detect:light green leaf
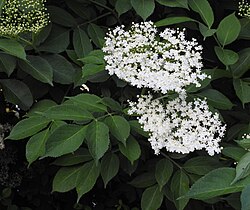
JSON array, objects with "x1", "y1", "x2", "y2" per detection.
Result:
[
  {"x1": 196, "y1": 89, "x2": 234, "y2": 110},
  {"x1": 171, "y1": 170, "x2": 189, "y2": 210},
  {"x1": 233, "y1": 79, "x2": 250, "y2": 106},
  {"x1": 69, "y1": 93, "x2": 107, "y2": 112},
  {"x1": 115, "y1": 0, "x2": 132, "y2": 16},
  {"x1": 104, "y1": 115, "x2": 130, "y2": 145},
  {"x1": 216, "y1": 13, "x2": 241, "y2": 46},
  {"x1": 214, "y1": 46, "x2": 239, "y2": 66},
  {"x1": 156, "y1": 0, "x2": 188, "y2": 9},
  {"x1": 231, "y1": 48, "x2": 250, "y2": 78},
  {"x1": 44, "y1": 124, "x2": 87, "y2": 158},
  {"x1": 155, "y1": 159, "x2": 173, "y2": 190},
  {"x1": 7, "y1": 117, "x2": 50, "y2": 140},
  {"x1": 87, "y1": 23, "x2": 105, "y2": 48},
  {"x1": 76, "y1": 160, "x2": 100, "y2": 202},
  {"x1": 118, "y1": 136, "x2": 141, "y2": 164},
  {"x1": 26, "y1": 129, "x2": 50, "y2": 165},
  {"x1": 18, "y1": 55, "x2": 53, "y2": 85},
  {"x1": 188, "y1": 0, "x2": 214, "y2": 28},
  {"x1": 43, "y1": 104, "x2": 93, "y2": 122},
  {"x1": 86, "y1": 121, "x2": 110, "y2": 161},
  {"x1": 232, "y1": 152, "x2": 250, "y2": 184},
  {"x1": 73, "y1": 28, "x2": 93, "y2": 58},
  {"x1": 155, "y1": 16, "x2": 195, "y2": 27},
  {"x1": 241, "y1": 185, "x2": 250, "y2": 210},
  {"x1": 0, "y1": 39, "x2": 26, "y2": 60},
  {"x1": 101, "y1": 153, "x2": 119, "y2": 188},
  {"x1": 141, "y1": 185, "x2": 164, "y2": 210},
  {"x1": 185, "y1": 167, "x2": 250, "y2": 200},
  {"x1": 0, "y1": 79, "x2": 33, "y2": 110},
  {"x1": 131, "y1": 0, "x2": 155, "y2": 21},
  {"x1": 53, "y1": 165, "x2": 82, "y2": 193}
]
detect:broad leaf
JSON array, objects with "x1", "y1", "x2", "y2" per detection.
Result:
[
  {"x1": 131, "y1": 0, "x2": 155, "y2": 21},
  {"x1": 231, "y1": 48, "x2": 250, "y2": 78},
  {"x1": 0, "y1": 53, "x2": 16, "y2": 76},
  {"x1": 155, "y1": 159, "x2": 173, "y2": 190},
  {"x1": 214, "y1": 46, "x2": 239, "y2": 66},
  {"x1": 129, "y1": 172, "x2": 156, "y2": 188},
  {"x1": 233, "y1": 79, "x2": 250, "y2": 106},
  {"x1": 0, "y1": 39, "x2": 26, "y2": 60},
  {"x1": 222, "y1": 146, "x2": 247, "y2": 161},
  {"x1": 156, "y1": 0, "x2": 188, "y2": 9},
  {"x1": 241, "y1": 185, "x2": 250, "y2": 210},
  {"x1": 27, "y1": 99, "x2": 57, "y2": 117},
  {"x1": 73, "y1": 28, "x2": 92, "y2": 58},
  {"x1": 115, "y1": 0, "x2": 132, "y2": 16},
  {"x1": 141, "y1": 185, "x2": 164, "y2": 210},
  {"x1": 87, "y1": 24, "x2": 105, "y2": 48},
  {"x1": 155, "y1": 16, "x2": 195, "y2": 27}
]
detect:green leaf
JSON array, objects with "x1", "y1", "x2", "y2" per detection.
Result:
[
  {"x1": 44, "y1": 54, "x2": 75, "y2": 84},
  {"x1": 129, "y1": 120, "x2": 149, "y2": 137},
  {"x1": 7, "y1": 117, "x2": 50, "y2": 140},
  {"x1": 236, "y1": 138, "x2": 250, "y2": 150},
  {"x1": 38, "y1": 25, "x2": 70, "y2": 53},
  {"x1": 185, "y1": 168, "x2": 250, "y2": 200},
  {"x1": 43, "y1": 104, "x2": 93, "y2": 122},
  {"x1": 222, "y1": 146, "x2": 247, "y2": 161},
  {"x1": 141, "y1": 185, "x2": 164, "y2": 210},
  {"x1": 26, "y1": 129, "x2": 50, "y2": 165},
  {"x1": 86, "y1": 121, "x2": 110, "y2": 161},
  {"x1": 100, "y1": 97, "x2": 122, "y2": 112},
  {"x1": 232, "y1": 152, "x2": 250, "y2": 184},
  {"x1": 118, "y1": 136, "x2": 141, "y2": 164},
  {"x1": 101, "y1": 153, "x2": 119, "y2": 188},
  {"x1": 239, "y1": 18, "x2": 250, "y2": 40},
  {"x1": 0, "y1": 79, "x2": 33, "y2": 110},
  {"x1": 233, "y1": 79, "x2": 250, "y2": 106},
  {"x1": 79, "y1": 50, "x2": 104, "y2": 65},
  {"x1": 156, "y1": 0, "x2": 188, "y2": 9},
  {"x1": 73, "y1": 28, "x2": 93, "y2": 58},
  {"x1": 241, "y1": 185, "x2": 250, "y2": 210},
  {"x1": 82, "y1": 64, "x2": 105, "y2": 79},
  {"x1": 155, "y1": 159, "x2": 173, "y2": 190},
  {"x1": 129, "y1": 172, "x2": 156, "y2": 188},
  {"x1": 53, "y1": 165, "x2": 82, "y2": 193},
  {"x1": 69, "y1": 93, "x2": 107, "y2": 112},
  {"x1": 104, "y1": 115, "x2": 130, "y2": 145},
  {"x1": 131, "y1": 0, "x2": 155, "y2": 21},
  {"x1": 196, "y1": 89, "x2": 234, "y2": 110},
  {"x1": 214, "y1": 46, "x2": 239, "y2": 66},
  {"x1": 44, "y1": 124, "x2": 87, "y2": 158},
  {"x1": 52, "y1": 148, "x2": 92, "y2": 166},
  {"x1": 188, "y1": 0, "x2": 214, "y2": 28},
  {"x1": 183, "y1": 157, "x2": 222, "y2": 175},
  {"x1": 171, "y1": 170, "x2": 189, "y2": 210},
  {"x1": 0, "y1": 39, "x2": 26, "y2": 60},
  {"x1": 87, "y1": 23, "x2": 105, "y2": 48},
  {"x1": 216, "y1": 13, "x2": 241, "y2": 46},
  {"x1": 0, "y1": 53, "x2": 16, "y2": 76},
  {"x1": 115, "y1": 0, "x2": 132, "y2": 16},
  {"x1": 48, "y1": 6, "x2": 77, "y2": 27},
  {"x1": 199, "y1": 23, "x2": 216, "y2": 39},
  {"x1": 155, "y1": 16, "x2": 195, "y2": 27},
  {"x1": 76, "y1": 160, "x2": 100, "y2": 202},
  {"x1": 231, "y1": 48, "x2": 250, "y2": 78},
  {"x1": 33, "y1": 24, "x2": 52, "y2": 47},
  {"x1": 18, "y1": 55, "x2": 53, "y2": 85},
  {"x1": 27, "y1": 99, "x2": 57, "y2": 117}
]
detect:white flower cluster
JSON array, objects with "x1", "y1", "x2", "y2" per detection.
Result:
[
  {"x1": 103, "y1": 21, "x2": 207, "y2": 94},
  {"x1": 0, "y1": 0, "x2": 50, "y2": 37},
  {"x1": 239, "y1": 0, "x2": 250, "y2": 18},
  {"x1": 128, "y1": 94, "x2": 226, "y2": 156}
]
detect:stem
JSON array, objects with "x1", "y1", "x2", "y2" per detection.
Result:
[{"x1": 78, "y1": 12, "x2": 112, "y2": 27}]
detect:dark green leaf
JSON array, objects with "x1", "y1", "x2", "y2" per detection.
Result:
[
  {"x1": 101, "y1": 153, "x2": 119, "y2": 187},
  {"x1": 214, "y1": 46, "x2": 239, "y2": 66},
  {"x1": 27, "y1": 99, "x2": 57, "y2": 117},
  {"x1": 0, "y1": 39, "x2": 26, "y2": 60},
  {"x1": 233, "y1": 79, "x2": 250, "y2": 106},
  {"x1": 87, "y1": 23, "x2": 105, "y2": 48},
  {"x1": 155, "y1": 16, "x2": 195, "y2": 27},
  {"x1": 86, "y1": 121, "x2": 110, "y2": 161},
  {"x1": 129, "y1": 120, "x2": 149, "y2": 137},
  {"x1": 199, "y1": 23, "x2": 216, "y2": 39},
  {"x1": 239, "y1": 18, "x2": 250, "y2": 40},
  {"x1": 131, "y1": 0, "x2": 155, "y2": 21},
  {"x1": 236, "y1": 138, "x2": 250, "y2": 150},
  {"x1": 100, "y1": 97, "x2": 122, "y2": 112},
  {"x1": 129, "y1": 172, "x2": 156, "y2": 188},
  {"x1": 79, "y1": 50, "x2": 104, "y2": 65},
  {"x1": 82, "y1": 64, "x2": 105, "y2": 79},
  {"x1": 0, "y1": 53, "x2": 16, "y2": 76},
  {"x1": 216, "y1": 13, "x2": 241, "y2": 46},
  {"x1": 7, "y1": 117, "x2": 50, "y2": 140},
  {"x1": 155, "y1": 159, "x2": 173, "y2": 190},
  {"x1": 222, "y1": 146, "x2": 247, "y2": 161},
  {"x1": 231, "y1": 48, "x2": 250, "y2": 78},
  {"x1": 241, "y1": 185, "x2": 250, "y2": 210},
  {"x1": 141, "y1": 185, "x2": 164, "y2": 210},
  {"x1": 156, "y1": 0, "x2": 188, "y2": 9},
  {"x1": 115, "y1": 0, "x2": 132, "y2": 16},
  {"x1": 33, "y1": 24, "x2": 52, "y2": 47}
]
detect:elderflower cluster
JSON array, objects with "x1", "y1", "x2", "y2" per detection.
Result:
[
  {"x1": 0, "y1": 0, "x2": 50, "y2": 37},
  {"x1": 103, "y1": 21, "x2": 207, "y2": 94},
  {"x1": 242, "y1": 133, "x2": 250, "y2": 139},
  {"x1": 239, "y1": 0, "x2": 250, "y2": 18},
  {"x1": 128, "y1": 94, "x2": 226, "y2": 156}
]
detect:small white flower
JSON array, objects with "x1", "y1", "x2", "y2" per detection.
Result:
[
  {"x1": 128, "y1": 94, "x2": 226, "y2": 156},
  {"x1": 103, "y1": 22, "x2": 208, "y2": 94},
  {"x1": 239, "y1": 0, "x2": 250, "y2": 18}
]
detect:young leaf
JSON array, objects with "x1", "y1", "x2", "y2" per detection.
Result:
[
  {"x1": 214, "y1": 46, "x2": 239, "y2": 66},
  {"x1": 26, "y1": 129, "x2": 50, "y2": 165},
  {"x1": 118, "y1": 136, "x2": 141, "y2": 164},
  {"x1": 241, "y1": 185, "x2": 250, "y2": 210},
  {"x1": 170, "y1": 170, "x2": 189, "y2": 210},
  {"x1": 0, "y1": 39, "x2": 26, "y2": 60},
  {"x1": 7, "y1": 117, "x2": 50, "y2": 140},
  {"x1": 76, "y1": 160, "x2": 100, "y2": 202},
  {"x1": 101, "y1": 153, "x2": 119, "y2": 188},
  {"x1": 188, "y1": 0, "x2": 214, "y2": 28},
  {"x1": 131, "y1": 0, "x2": 155, "y2": 21},
  {"x1": 18, "y1": 55, "x2": 53, "y2": 85},
  {"x1": 53, "y1": 165, "x2": 82, "y2": 193},
  {"x1": 44, "y1": 124, "x2": 87, "y2": 158},
  {"x1": 73, "y1": 28, "x2": 93, "y2": 58},
  {"x1": 86, "y1": 121, "x2": 110, "y2": 161},
  {"x1": 104, "y1": 115, "x2": 130, "y2": 145},
  {"x1": 233, "y1": 79, "x2": 250, "y2": 106},
  {"x1": 155, "y1": 159, "x2": 173, "y2": 190},
  {"x1": 141, "y1": 185, "x2": 164, "y2": 210},
  {"x1": 216, "y1": 13, "x2": 241, "y2": 47}
]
